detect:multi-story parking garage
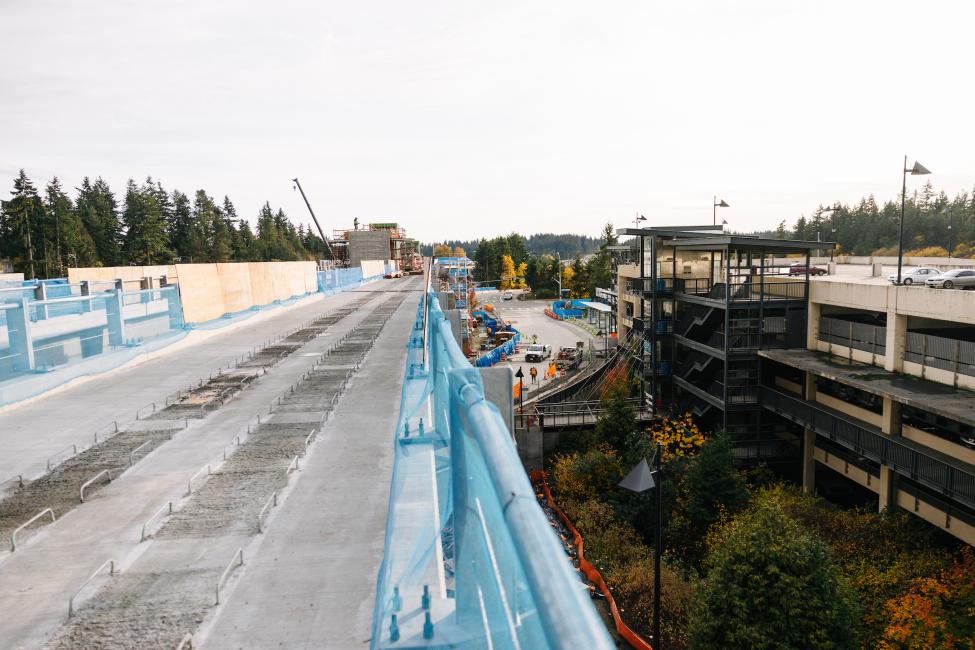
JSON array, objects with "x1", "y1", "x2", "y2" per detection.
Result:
[{"x1": 613, "y1": 227, "x2": 975, "y2": 545}]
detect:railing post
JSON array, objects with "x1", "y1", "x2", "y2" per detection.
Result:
[
  {"x1": 7, "y1": 298, "x2": 36, "y2": 372},
  {"x1": 105, "y1": 287, "x2": 126, "y2": 347},
  {"x1": 79, "y1": 280, "x2": 92, "y2": 313},
  {"x1": 33, "y1": 282, "x2": 49, "y2": 320}
]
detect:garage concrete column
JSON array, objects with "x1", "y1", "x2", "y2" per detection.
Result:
[
  {"x1": 881, "y1": 396, "x2": 902, "y2": 436},
  {"x1": 884, "y1": 310, "x2": 908, "y2": 373},
  {"x1": 878, "y1": 396, "x2": 902, "y2": 512},
  {"x1": 806, "y1": 301, "x2": 821, "y2": 350},
  {"x1": 801, "y1": 371, "x2": 818, "y2": 493}
]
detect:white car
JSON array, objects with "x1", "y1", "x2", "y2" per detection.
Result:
[
  {"x1": 501, "y1": 291, "x2": 514, "y2": 301},
  {"x1": 925, "y1": 269, "x2": 975, "y2": 290},
  {"x1": 888, "y1": 267, "x2": 940, "y2": 285}
]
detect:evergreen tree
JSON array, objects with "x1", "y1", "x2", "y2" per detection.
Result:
[
  {"x1": 45, "y1": 177, "x2": 98, "y2": 271},
  {"x1": 76, "y1": 177, "x2": 122, "y2": 266},
  {"x1": 121, "y1": 178, "x2": 171, "y2": 264},
  {"x1": 0, "y1": 170, "x2": 45, "y2": 278},
  {"x1": 168, "y1": 190, "x2": 193, "y2": 261}
]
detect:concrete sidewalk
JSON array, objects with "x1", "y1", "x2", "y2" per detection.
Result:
[
  {"x1": 201, "y1": 293, "x2": 418, "y2": 649},
  {"x1": 0, "y1": 279, "x2": 399, "y2": 482},
  {"x1": 0, "y1": 293, "x2": 392, "y2": 650}
]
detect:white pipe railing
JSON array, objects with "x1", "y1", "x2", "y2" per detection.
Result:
[
  {"x1": 92, "y1": 420, "x2": 119, "y2": 445},
  {"x1": 79, "y1": 469, "x2": 113, "y2": 502},
  {"x1": 176, "y1": 632, "x2": 194, "y2": 650},
  {"x1": 10, "y1": 507, "x2": 56, "y2": 551},
  {"x1": 68, "y1": 558, "x2": 116, "y2": 617},
  {"x1": 140, "y1": 500, "x2": 174, "y2": 542},
  {"x1": 256, "y1": 492, "x2": 278, "y2": 534},
  {"x1": 285, "y1": 456, "x2": 300, "y2": 476},
  {"x1": 186, "y1": 464, "x2": 211, "y2": 496},
  {"x1": 215, "y1": 548, "x2": 244, "y2": 605},
  {"x1": 47, "y1": 444, "x2": 78, "y2": 471},
  {"x1": 128, "y1": 440, "x2": 153, "y2": 466}
]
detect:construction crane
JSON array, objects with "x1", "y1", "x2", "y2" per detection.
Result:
[{"x1": 291, "y1": 177, "x2": 334, "y2": 258}]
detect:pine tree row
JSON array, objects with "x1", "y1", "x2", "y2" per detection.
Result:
[{"x1": 0, "y1": 170, "x2": 329, "y2": 279}]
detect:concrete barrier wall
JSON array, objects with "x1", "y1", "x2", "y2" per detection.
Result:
[
  {"x1": 69, "y1": 261, "x2": 318, "y2": 323},
  {"x1": 360, "y1": 259, "x2": 385, "y2": 278}
]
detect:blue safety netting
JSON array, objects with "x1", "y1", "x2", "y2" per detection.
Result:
[
  {"x1": 0, "y1": 285, "x2": 187, "y2": 406},
  {"x1": 370, "y1": 292, "x2": 613, "y2": 649},
  {"x1": 474, "y1": 329, "x2": 520, "y2": 367},
  {"x1": 551, "y1": 299, "x2": 586, "y2": 319}
]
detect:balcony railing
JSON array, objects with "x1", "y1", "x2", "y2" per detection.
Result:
[
  {"x1": 675, "y1": 278, "x2": 807, "y2": 302},
  {"x1": 905, "y1": 331, "x2": 975, "y2": 378},
  {"x1": 818, "y1": 317, "x2": 886, "y2": 356},
  {"x1": 759, "y1": 385, "x2": 975, "y2": 510}
]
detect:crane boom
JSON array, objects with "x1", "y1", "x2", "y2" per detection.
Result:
[{"x1": 291, "y1": 177, "x2": 334, "y2": 258}]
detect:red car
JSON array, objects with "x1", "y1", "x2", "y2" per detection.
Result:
[{"x1": 788, "y1": 262, "x2": 828, "y2": 276}]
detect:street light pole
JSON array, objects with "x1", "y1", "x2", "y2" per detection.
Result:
[
  {"x1": 713, "y1": 196, "x2": 729, "y2": 226},
  {"x1": 897, "y1": 156, "x2": 931, "y2": 285},
  {"x1": 942, "y1": 206, "x2": 953, "y2": 259},
  {"x1": 619, "y1": 444, "x2": 663, "y2": 649}
]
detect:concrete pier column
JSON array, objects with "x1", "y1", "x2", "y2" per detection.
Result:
[
  {"x1": 801, "y1": 371, "x2": 818, "y2": 494},
  {"x1": 878, "y1": 396, "x2": 902, "y2": 512},
  {"x1": 33, "y1": 282, "x2": 48, "y2": 321},
  {"x1": 806, "y1": 301, "x2": 821, "y2": 350},
  {"x1": 884, "y1": 308, "x2": 907, "y2": 373},
  {"x1": 105, "y1": 289, "x2": 126, "y2": 347},
  {"x1": 140, "y1": 276, "x2": 154, "y2": 304},
  {"x1": 7, "y1": 298, "x2": 36, "y2": 372}
]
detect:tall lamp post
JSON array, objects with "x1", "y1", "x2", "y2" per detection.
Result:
[
  {"x1": 620, "y1": 444, "x2": 662, "y2": 650},
  {"x1": 942, "y1": 206, "x2": 953, "y2": 259},
  {"x1": 896, "y1": 157, "x2": 931, "y2": 284},
  {"x1": 818, "y1": 205, "x2": 838, "y2": 261},
  {"x1": 713, "y1": 196, "x2": 730, "y2": 226}
]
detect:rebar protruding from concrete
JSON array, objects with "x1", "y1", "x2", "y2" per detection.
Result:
[
  {"x1": 392, "y1": 586, "x2": 402, "y2": 612},
  {"x1": 390, "y1": 614, "x2": 400, "y2": 642},
  {"x1": 403, "y1": 423, "x2": 410, "y2": 438},
  {"x1": 418, "y1": 419, "x2": 424, "y2": 436},
  {"x1": 421, "y1": 584, "x2": 430, "y2": 610},
  {"x1": 423, "y1": 611, "x2": 434, "y2": 639}
]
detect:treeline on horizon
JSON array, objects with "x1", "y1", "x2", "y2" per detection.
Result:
[
  {"x1": 0, "y1": 169, "x2": 329, "y2": 279},
  {"x1": 764, "y1": 181, "x2": 975, "y2": 258},
  {"x1": 423, "y1": 232, "x2": 602, "y2": 260},
  {"x1": 432, "y1": 225, "x2": 618, "y2": 299}
]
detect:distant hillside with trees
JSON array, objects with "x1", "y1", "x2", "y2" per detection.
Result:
[
  {"x1": 431, "y1": 226, "x2": 617, "y2": 299},
  {"x1": 423, "y1": 232, "x2": 602, "y2": 259},
  {"x1": 0, "y1": 169, "x2": 329, "y2": 279},
  {"x1": 769, "y1": 182, "x2": 975, "y2": 258}
]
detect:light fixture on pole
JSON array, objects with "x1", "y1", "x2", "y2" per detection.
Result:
[
  {"x1": 634, "y1": 213, "x2": 648, "y2": 229},
  {"x1": 942, "y1": 206, "x2": 953, "y2": 259},
  {"x1": 620, "y1": 444, "x2": 662, "y2": 650},
  {"x1": 896, "y1": 157, "x2": 931, "y2": 284},
  {"x1": 713, "y1": 196, "x2": 729, "y2": 226},
  {"x1": 820, "y1": 205, "x2": 838, "y2": 261}
]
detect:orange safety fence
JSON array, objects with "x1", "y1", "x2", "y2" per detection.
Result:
[{"x1": 530, "y1": 470, "x2": 654, "y2": 650}]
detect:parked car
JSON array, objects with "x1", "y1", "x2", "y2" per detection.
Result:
[
  {"x1": 501, "y1": 291, "x2": 513, "y2": 301},
  {"x1": 888, "y1": 267, "x2": 941, "y2": 285},
  {"x1": 788, "y1": 261, "x2": 828, "y2": 276},
  {"x1": 525, "y1": 343, "x2": 552, "y2": 362},
  {"x1": 925, "y1": 269, "x2": 975, "y2": 289}
]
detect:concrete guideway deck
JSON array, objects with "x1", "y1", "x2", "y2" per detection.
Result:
[
  {"x1": 0, "y1": 285, "x2": 416, "y2": 649},
  {"x1": 200, "y1": 290, "x2": 420, "y2": 649},
  {"x1": 0, "y1": 278, "x2": 397, "y2": 483}
]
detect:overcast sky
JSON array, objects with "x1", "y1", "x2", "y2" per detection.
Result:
[{"x1": 2, "y1": 1, "x2": 973, "y2": 243}]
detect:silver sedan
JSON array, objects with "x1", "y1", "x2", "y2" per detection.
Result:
[
  {"x1": 925, "y1": 269, "x2": 975, "y2": 289},
  {"x1": 888, "y1": 267, "x2": 940, "y2": 285}
]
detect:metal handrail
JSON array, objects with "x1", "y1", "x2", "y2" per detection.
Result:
[
  {"x1": 215, "y1": 548, "x2": 244, "y2": 605},
  {"x1": 11, "y1": 507, "x2": 56, "y2": 551},
  {"x1": 257, "y1": 492, "x2": 278, "y2": 533},
  {"x1": 186, "y1": 464, "x2": 212, "y2": 496},
  {"x1": 302, "y1": 429, "x2": 317, "y2": 453},
  {"x1": 68, "y1": 558, "x2": 116, "y2": 617},
  {"x1": 129, "y1": 440, "x2": 153, "y2": 466},
  {"x1": 135, "y1": 402, "x2": 156, "y2": 420},
  {"x1": 93, "y1": 420, "x2": 120, "y2": 445},
  {"x1": 0, "y1": 474, "x2": 24, "y2": 493},
  {"x1": 80, "y1": 469, "x2": 113, "y2": 502},
  {"x1": 140, "y1": 501, "x2": 174, "y2": 542},
  {"x1": 176, "y1": 632, "x2": 194, "y2": 650},
  {"x1": 285, "y1": 456, "x2": 300, "y2": 476},
  {"x1": 47, "y1": 444, "x2": 78, "y2": 471}
]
